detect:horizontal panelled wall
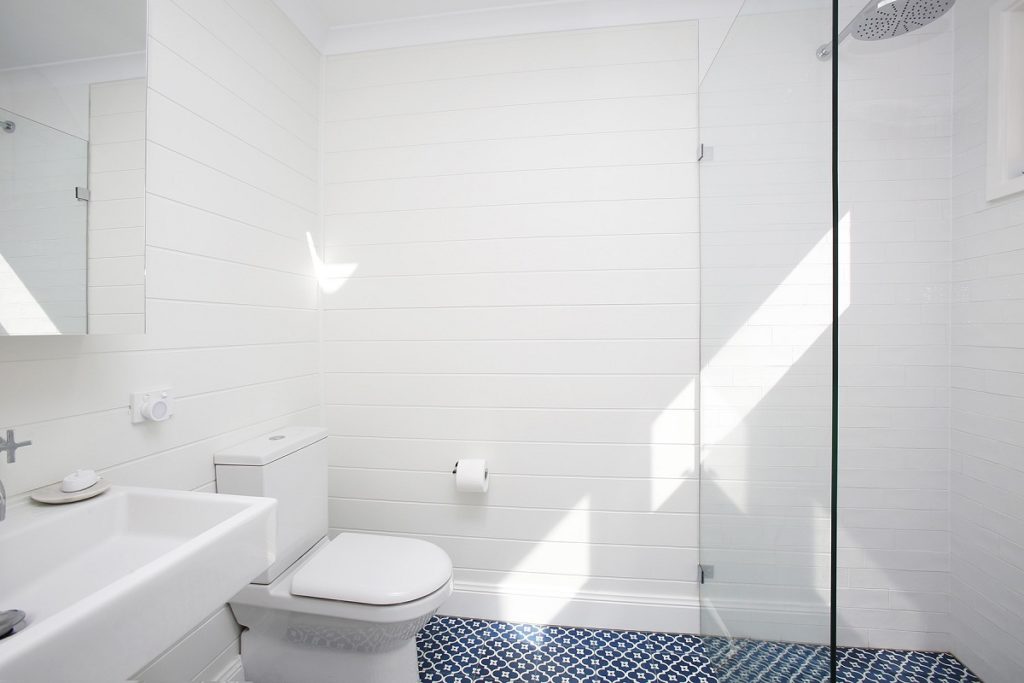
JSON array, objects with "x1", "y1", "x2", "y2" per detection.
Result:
[
  {"x1": 322, "y1": 22, "x2": 701, "y2": 632},
  {"x1": 949, "y1": 1, "x2": 1024, "y2": 681},
  {"x1": 0, "y1": 0, "x2": 321, "y2": 679}
]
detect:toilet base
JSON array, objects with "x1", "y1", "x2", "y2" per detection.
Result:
[
  {"x1": 233, "y1": 603, "x2": 434, "y2": 683},
  {"x1": 240, "y1": 623, "x2": 421, "y2": 683}
]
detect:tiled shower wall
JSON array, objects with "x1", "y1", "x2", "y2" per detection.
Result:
[
  {"x1": 949, "y1": 1, "x2": 1024, "y2": 681},
  {"x1": 836, "y1": 5, "x2": 954, "y2": 651}
]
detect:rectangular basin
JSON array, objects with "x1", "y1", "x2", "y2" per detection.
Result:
[{"x1": 0, "y1": 486, "x2": 275, "y2": 681}]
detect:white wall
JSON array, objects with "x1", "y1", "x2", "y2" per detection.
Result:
[
  {"x1": 321, "y1": 22, "x2": 702, "y2": 632},
  {"x1": 0, "y1": 0, "x2": 321, "y2": 677},
  {"x1": 88, "y1": 78, "x2": 147, "y2": 334},
  {"x1": 949, "y1": 0, "x2": 1024, "y2": 680}
]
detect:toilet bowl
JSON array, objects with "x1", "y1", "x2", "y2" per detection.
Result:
[
  {"x1": 231, "y1": 534, "x2": 452, "y2": 683},
  {"x1": 215, "y1": 427, "x2": 453, "y2": 683}
]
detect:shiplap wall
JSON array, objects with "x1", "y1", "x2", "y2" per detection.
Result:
[
  {"x1": 949, "y1": 1, "x2": 1024, "y2": 680},
  {"x1": 0, "y1": 0, "x2": 321, "y2": 678},
  {"x1": 322, "y1": 22, "x2": 702, "y2": 631},
  {"x1": 88, "y1": 78, "x2": 147, "y2": 334}
]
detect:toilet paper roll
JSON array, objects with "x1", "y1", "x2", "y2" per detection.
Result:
[{"x1": 454, "y1": 459, "x2": 489, "y2": 493}]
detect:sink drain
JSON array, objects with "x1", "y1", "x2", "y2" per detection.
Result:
[{"x1": 0, "y1": 610, "x2": 25, "y2": 640}]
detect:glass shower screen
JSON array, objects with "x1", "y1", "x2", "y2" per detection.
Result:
[{"x1": 697, "y1": 1, "x2": 837, "y2": 680}]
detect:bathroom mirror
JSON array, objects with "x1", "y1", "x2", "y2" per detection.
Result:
[{"x1": 0, "y1": 0, "x2": 147, "y2": 335}]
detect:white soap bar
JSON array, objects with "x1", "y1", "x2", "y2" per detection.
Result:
[{"x1": 61, "y1": 469, "x2": 99, "y2": 493}]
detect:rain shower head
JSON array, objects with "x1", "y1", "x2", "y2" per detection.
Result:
[{"x1": 817, "y1": 0, "x2": 956, "y2": 60}]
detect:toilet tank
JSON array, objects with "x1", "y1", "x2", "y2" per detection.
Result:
[{"x1": 215, "y1": 426, "x2": 328, "y2": 584}]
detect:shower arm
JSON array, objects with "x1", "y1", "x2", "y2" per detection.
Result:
[{"x1": 816, "y1": 0, "x2": 882, "y2": 60}]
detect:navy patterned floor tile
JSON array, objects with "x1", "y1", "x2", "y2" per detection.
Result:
[
  {"x1": 703, "y1": 637, "x2": 982, "y2": 683},
  {"x1": 835, "y1": 647, "x2": 981, "y2": 683},
  {"x1": 416, "y1": 616, "x2": 715, "y2": 682},
  {"x1": 416, "y1": 616, "x2": 981, "y2": 683}
]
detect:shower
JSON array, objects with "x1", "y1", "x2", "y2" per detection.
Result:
[{"x1": 816, "y1": 0, "x2": 956, "y2": 59}]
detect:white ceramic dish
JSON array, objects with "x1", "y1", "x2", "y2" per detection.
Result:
[{"x1": 29, "y1": 478, "x2": 111, "y2": 505}]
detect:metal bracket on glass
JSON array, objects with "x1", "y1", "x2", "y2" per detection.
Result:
[
  {"x1": 1, "y1": 120, "x2": 14, "y2": 134},
  {"x1": 75, "y1": 186, "x2": 91, "y2": 201},
  {"x1": 698, "y1": 564, "x2": 714, "y2": 584},
  {"x1": 697, "y1": 143, "x2": 705, "y2": 162}
]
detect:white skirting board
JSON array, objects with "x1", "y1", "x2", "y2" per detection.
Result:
[
  {"x1": 440, "y1": 585, "x2": 701, "y2": 634},
  {"x1": 700, "y1": 598, "x2": 830, "y2": 646}
]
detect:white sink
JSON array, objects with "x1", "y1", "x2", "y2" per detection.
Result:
[{"x1": 0, "y1": 486, "x2": 276, "y2": 681}]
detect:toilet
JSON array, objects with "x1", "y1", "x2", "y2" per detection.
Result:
[{"x1": 214, "y1": 426, "x2": 453, "y2": 683}]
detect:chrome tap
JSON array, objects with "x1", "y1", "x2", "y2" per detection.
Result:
[{"x1": 0, "y1": 429, "x2": 31, "y2": 522}]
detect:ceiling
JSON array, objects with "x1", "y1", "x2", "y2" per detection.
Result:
[
  {"x1": 312, "y1": 0, "x2": 577, "y2": 26},
  {"x1": 0, "y1": 0, "x2": 145, "y2": 70}
]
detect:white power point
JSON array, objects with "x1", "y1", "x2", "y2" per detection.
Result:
[{"x1": 130, "y1": 388, "x2": 174, "y2": 424}]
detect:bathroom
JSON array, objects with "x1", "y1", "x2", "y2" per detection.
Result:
[{"x1": 0, "y1": 0, "x2": 1019, "y2": 681}]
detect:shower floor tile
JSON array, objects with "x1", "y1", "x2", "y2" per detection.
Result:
[{"x1": 416, "y1": 616, "x2": 982, "y2": 683}]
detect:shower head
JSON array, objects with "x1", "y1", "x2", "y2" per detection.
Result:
[
  {"x1": 817, "y1": 0, "x2": 956, "y2": 60},
  {"x1": 853, "y1": 0, "x2": 956, "y2": 40}
]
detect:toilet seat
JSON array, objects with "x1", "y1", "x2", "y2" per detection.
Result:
[
  {"x1": 230, "y1": 536, "x2": 454, "y2": 625},
  {"x1": 292, "y1": 533, "x2": 452, "y2": 605}
]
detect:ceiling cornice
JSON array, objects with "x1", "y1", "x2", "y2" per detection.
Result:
[
  {"x1": 271, "y1": 0, "x2": 745, "y2": 83},
  {"x1": 322, "y1": 0, "x2": 741, "y2": 55},
  {"x1": 271, "y1": 0, "x2": 330, "y2": 51}
]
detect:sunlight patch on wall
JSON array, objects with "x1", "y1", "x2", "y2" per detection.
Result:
[
  {"x1": 499, "y1": 496, "x2": 591, "y2": 626},
  {"x1": 650, "y1": 382, "x2": 698, "y2": 510},
  {"x1": 306, "y1": 231, "x2": 357, "y2": 294},
  {"x1": 700, "y1": 218, "x2": 851, "y2": 513}
]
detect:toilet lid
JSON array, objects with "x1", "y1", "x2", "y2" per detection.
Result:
[{"x1": 290, "y1": 533, "x2": 453, "y2": 605}]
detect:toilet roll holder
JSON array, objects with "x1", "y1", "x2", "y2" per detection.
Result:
[{"x1": 451, "y1": 463, "x2": 488, "y2": 476}]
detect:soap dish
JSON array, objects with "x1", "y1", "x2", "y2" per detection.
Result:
[{"x1": 31, "y1": 478, "x2": 111, "y2": 505}]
